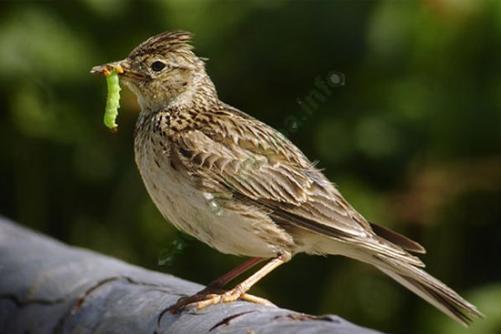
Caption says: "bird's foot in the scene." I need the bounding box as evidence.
[168,286,222,313]
[168,286,274,313]
[239,293,275,306]
[193,286,276,310]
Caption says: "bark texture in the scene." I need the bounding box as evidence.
[0,217,383,334]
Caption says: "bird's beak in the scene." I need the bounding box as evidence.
[90,60,127,76]
[91,60,147,81]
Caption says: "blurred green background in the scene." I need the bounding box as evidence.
[1,0,500,333]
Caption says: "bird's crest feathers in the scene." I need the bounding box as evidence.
[129,31,194,58]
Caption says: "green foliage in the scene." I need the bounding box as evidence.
[0,1,500,332]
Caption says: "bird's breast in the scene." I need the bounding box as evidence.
[133,125,291,258]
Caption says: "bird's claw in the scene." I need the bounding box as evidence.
[168,287,275,313]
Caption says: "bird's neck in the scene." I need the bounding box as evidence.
[168,71,219,112]
[135,71,221,134]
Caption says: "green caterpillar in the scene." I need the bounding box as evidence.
[103,70,121,131]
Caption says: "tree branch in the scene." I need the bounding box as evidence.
[0,217,383,334]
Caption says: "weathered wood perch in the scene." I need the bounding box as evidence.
[0,217,383,334]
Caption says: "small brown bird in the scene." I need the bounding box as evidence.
[92,31,482,325]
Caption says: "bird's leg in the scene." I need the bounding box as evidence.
[207,257,264,289]
[206,256,275,307]
[193,253,290,309]
[168,254,289,313]
[168,257,265,313]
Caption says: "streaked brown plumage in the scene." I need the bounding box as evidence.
[91,31,483,326]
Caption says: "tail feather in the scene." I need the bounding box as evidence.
[375,255,483,326]
[369,222,426,254]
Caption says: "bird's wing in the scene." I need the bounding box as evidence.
[168,104,374,240]
[169,104,425,263]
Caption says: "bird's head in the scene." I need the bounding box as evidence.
[91,31,211,110]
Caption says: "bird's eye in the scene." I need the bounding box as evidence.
[151,61,166,72]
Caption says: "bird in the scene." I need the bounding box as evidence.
[91,31,482,326]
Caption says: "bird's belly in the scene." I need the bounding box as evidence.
[135,142,286,258]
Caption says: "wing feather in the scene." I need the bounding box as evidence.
[169,105,370,239]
